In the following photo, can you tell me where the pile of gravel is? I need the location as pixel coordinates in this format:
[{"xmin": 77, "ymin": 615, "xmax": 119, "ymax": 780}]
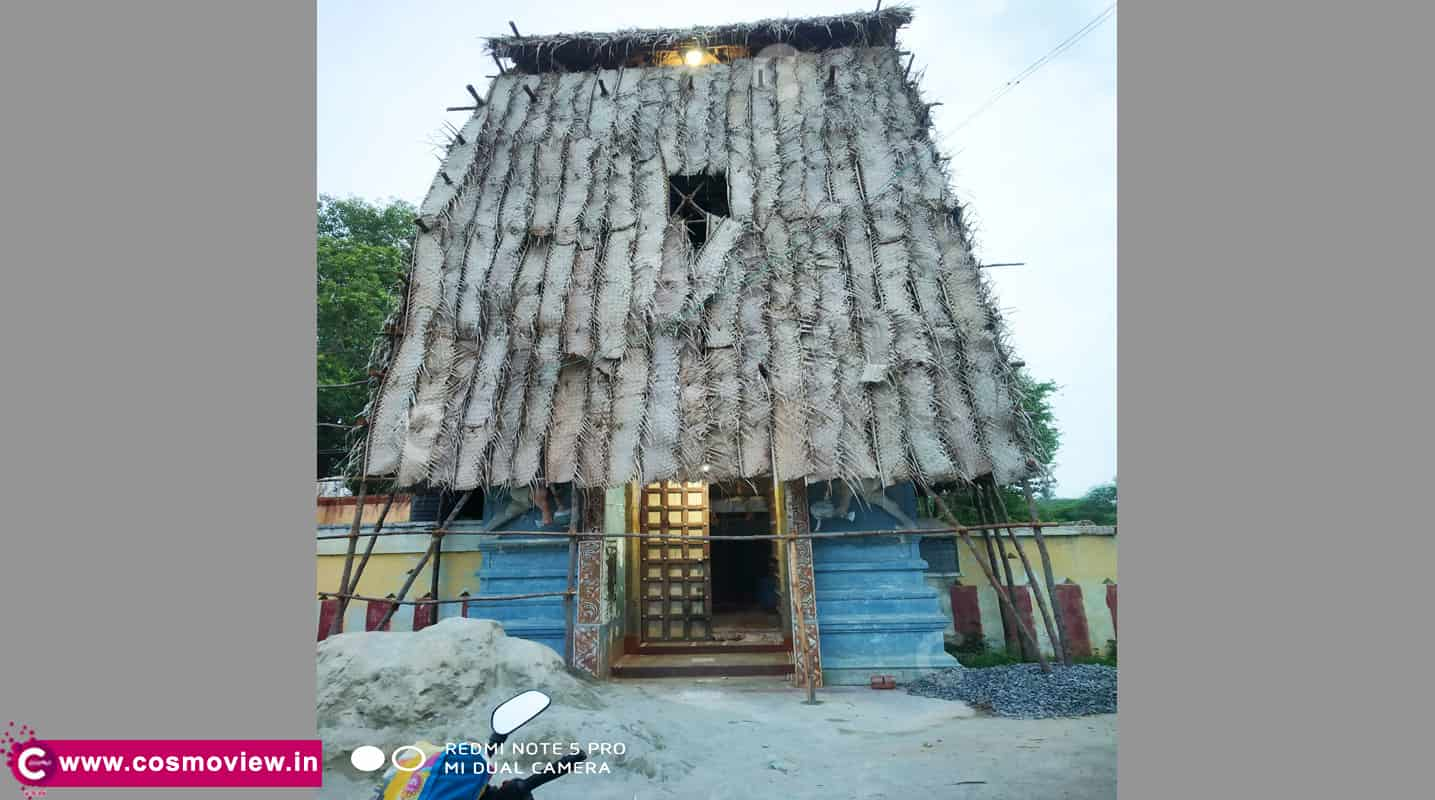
[{"xmin": 906, "ymin": 664, "xmax": 1117, "ymax": 718}]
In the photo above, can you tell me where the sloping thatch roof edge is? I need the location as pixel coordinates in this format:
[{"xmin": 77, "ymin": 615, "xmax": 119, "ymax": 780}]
[{"xmin": 486, "ymin": 6, "xmax": 914, "ymax": 73}]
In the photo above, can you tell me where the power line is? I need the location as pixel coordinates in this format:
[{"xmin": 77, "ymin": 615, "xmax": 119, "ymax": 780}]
[{"xmin": 943, "ymin": 3, "xmax": 1117, "ymax": 139}]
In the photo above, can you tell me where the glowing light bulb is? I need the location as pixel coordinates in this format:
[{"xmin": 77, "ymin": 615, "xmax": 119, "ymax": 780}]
[{"xmin": 684, "ymin": 49, "xmax": 704, "ymax": 67}]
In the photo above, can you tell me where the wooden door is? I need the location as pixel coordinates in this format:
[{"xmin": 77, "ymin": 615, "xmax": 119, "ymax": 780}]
[{"xmin": 639, "ymin": 480, "xmax": 712, "ymax": 642}]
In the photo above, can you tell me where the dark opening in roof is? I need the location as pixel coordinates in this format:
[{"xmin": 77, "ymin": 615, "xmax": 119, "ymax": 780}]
[
  {"xmin": 669, "ymin": 172, "xmax": 729, "ymax": 248},
  {"xmin": 487, "ymin": 6, "xmax": 913, "ymax": 74}
]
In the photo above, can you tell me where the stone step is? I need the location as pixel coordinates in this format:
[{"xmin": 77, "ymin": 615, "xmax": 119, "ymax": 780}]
[
  {"xmin": 636, "ymin": 640, "xmax": 789, "ymax": 655},
  {"xmin": 611, "ymin": 650, "xmax": 793, "ymax": 679}
]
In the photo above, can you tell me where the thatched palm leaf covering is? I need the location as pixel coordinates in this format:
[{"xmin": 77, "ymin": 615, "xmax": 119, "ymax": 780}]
[
  {"xmin": 364, "ymin": 11, "xmax": 1035, "ymax": 490},
  {"xmin": 487, "ymin": 7, "xmax": 912, "ymax": 73}
]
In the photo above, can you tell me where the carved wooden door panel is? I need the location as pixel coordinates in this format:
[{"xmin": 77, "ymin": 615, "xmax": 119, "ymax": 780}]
[{"xmin": 639, "ymin": 480, "xmax": 712, "ymax": 642}]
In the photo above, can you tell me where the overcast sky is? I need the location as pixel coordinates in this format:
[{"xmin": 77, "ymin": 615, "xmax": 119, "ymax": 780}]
[{"xmin": 318, "ymin": 0, "xmax": 1116, "ymax": 496}]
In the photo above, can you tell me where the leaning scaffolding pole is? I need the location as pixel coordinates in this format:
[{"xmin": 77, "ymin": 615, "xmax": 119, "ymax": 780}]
[
  {"xmin": 327, "ymin": 422, "xmax": 372, "ymax": 638},
  {"xmin": 985, "ymin": 481, "xmax": 1064, "ymax": 665},
  {"xmin": 373, "ymin": 491, "xmax": 473, "ymax": 630},
  {"xmin": 930, "ymin": 493, "xmax": 1051, "ymax": 673}
]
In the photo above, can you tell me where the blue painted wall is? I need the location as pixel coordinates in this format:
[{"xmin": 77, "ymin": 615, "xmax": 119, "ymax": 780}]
[
  {"xmin": 466, "ymin": 481, "xmax": 958, "ymax": 682},
  {"xmin": 467, "ymin": 487, "xmax": 575, "ymax": 658},
  {"xmin": 805, "ymin": 481, "xmax": 959, "ymax": 684}
]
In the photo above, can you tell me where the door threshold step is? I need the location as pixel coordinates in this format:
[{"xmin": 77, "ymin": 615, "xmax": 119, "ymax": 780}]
[
  {"xmin": 637, "ymin": 641, "xmax": 790, "ymax": 655},
  {"xmin": 611, "ymin": 650, "xmax": 793, "ymax": 678}
]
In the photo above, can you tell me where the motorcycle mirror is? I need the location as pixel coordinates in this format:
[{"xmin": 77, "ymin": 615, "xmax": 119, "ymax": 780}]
[{"xmin": 491, "ymin": 690, "xmax": 552, "ymax": 737}]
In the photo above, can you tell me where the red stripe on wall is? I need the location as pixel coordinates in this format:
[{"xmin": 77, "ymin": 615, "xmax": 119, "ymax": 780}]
[
  {"xmin": 1106, "ymin": 583, "xmax": 1117, "ymax": 638},
  {"xmin": 949, "ymin": 585, "xmax": 983, "ymax": 644},
  {"xmin": 317, "ymin": 599, "xmax": 339, "ymax": 641},
  {"xmin": 365, "ymin": 598, "xmax": 395, "ymax": 631},
  {"xmin": 1000, "ymin": 585, "xmax": 1037, "ymax": 655},
  {"xmin": 1053, "ymin": 583, "xmax": 1093, "ymax": 658},
  {"xmin": 413, "ymin": 599, "xmax": 437, "ymax": 631}
]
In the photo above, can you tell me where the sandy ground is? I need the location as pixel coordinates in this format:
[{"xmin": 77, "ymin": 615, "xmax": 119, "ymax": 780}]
[
  {"xmin": 542, "ymin": 677, "xmax": 1116, "ymax": 800},
  {"xmin": 318, "ymin": 621, "xmax": 1116, "ymax": 800}
]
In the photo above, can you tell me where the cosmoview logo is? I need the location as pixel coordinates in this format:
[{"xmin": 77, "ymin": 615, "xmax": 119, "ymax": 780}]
[
  {"xmin": 16, "ymin": 744, "xmax": 54, "ymax": 782},
  {"xmin": 4, "ymin": 722, "xmax": 52, "ymax": 799},
  {"xmin": 16, "ymin": 741, "xmax": 52, "ymax": 781}
]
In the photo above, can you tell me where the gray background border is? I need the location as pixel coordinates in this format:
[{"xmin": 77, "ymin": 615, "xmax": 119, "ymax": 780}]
[
  {"xmin": 1, "ymin": 2, "xmax": 316, "ymax": 798},
  {"xmin": 1121, "ymin": 1, "xmax": 1431, "ymax": 796},
  {"xmin": 3, "ymin": 0, "xmax": 1430, "ymax": 798}
]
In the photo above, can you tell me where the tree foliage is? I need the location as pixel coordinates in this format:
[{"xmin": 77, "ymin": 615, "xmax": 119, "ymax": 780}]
[
  {"xmin": 1037, "ymin": 479, "xmax": 1118, "ymax": 525},
  {"xmin": 921, "ymin": 368, "xmax": 1066, "ymax": 522},
  {"xmin": 1014, "ymin": 369, "xmax": 1061, "ymax": 499},
  {"xmin": 317, "ymin": 195, "xmax": 415, "ymax": 477}
]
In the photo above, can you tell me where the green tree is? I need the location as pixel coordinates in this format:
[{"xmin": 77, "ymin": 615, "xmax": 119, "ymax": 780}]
[
  {"xmin": 922, "ymin": 369, "xmax": 1063, "ymax": 522},
  {"xmin": 1035, "ymin": 479, "xmax": 1117, "ymax": 525},
  {"xmin": 1014, "ymin": 369, "xmax": 1061, "ymax": 499},
  {"xmin": 317, "ymin": 195, "xmax": 415, "ymax": 477}
]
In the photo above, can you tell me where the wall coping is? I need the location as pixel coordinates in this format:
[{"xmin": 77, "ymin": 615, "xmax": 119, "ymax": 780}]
[
  {"xmin": 315, "ymin": 520, "xmax": 1115, "ymax": 555},
  {"xmin": 316, "ymin": 494, "xmax": 413, "ymax": 504},
  {"xmin": 916, "ymin": 521, "xmax": 1116, "ymax": 537}
]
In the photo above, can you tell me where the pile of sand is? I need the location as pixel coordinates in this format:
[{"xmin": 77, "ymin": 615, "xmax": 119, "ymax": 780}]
[{"xmin": 316, "ymin": 618, "xmax": 688, "ymax": 798}]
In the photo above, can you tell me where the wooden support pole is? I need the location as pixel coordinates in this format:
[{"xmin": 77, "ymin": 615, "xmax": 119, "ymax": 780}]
[
  {"xmin": 376, "ymin": 491, "xmax": 472, "ymax": 630},
  {"xmin": 323, "ymin": 590, "xmax": 570, "ymax": 605},
  {"xmin": 328, "ymin": 440, "xmax": 371, "ymax": 637},
  {"xmin": 1015, "ymin": 481, "xmax": 1074, "ymax": 665},
  {"xmin": 331, "ymin": 491, "xmax": 396, "ymax": 637},
  {"xmin": 931, "ymin": 494, "xmax": 1050, "ymax": 673},
  {"xmin": 977, "ymin": 487, "xmax": 1029, "ymax": 659},
  {"xmin": 904, "ymin": 53, "xmax": 915, "ymax": 80},
  {"xmin": 316, "ymin": 520, "xmax": 1078, "ymax": 542},
  {"xmin": 988, "ymin": 483, "xmax": 1064, "ymax": 666},
  {"xmin": 429, "ymin": 493, "xmax": 451, "ymax": 615},
  {"xmin": 523, "ymin": 84, "xmax": 537, "ymax": 101},
  {"xmin": 971, "ymin": 488, "xmax": 1013, "ymax": 651},
  {"xmin": 509, "ymin": 21, "xmax": 521, "ymax": 37}
]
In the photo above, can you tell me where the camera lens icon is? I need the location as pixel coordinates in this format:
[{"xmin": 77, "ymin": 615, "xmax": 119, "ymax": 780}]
[{"xmin": 349, "ymin": 745, "xmax": 386, "ymax": 772}]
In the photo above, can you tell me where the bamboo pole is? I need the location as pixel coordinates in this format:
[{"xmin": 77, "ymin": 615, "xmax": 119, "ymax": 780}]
[
  {"xmin": 1015, "ymin": 481, "xmax": 1074, "ymax": 666},
  {"xmin": 321, "ymin": 590, "xmax": 571, "ymax": 605},
  {"xmin": 328, "ymin": 436, "xmax": 371, "ymax": 637},
  {"xmin": 977, "ymin": 487, "xmax": 1030, "ymax": 660},
  {"xmin": 972, "ymin": 487, "xmax": 1014, "ymax": 653},
  {"xmin": 375, "ymin": 491, "xmax": 473, "ymax": 630},
  {"xmin": 314, "ymin": 520, "xmax": 1077, "ymax": 542},
  {"xmin": 987, "ymin": 483, "xmax": 1064, "ymax": 666},
  {"xmin": 429, "ymin": 493, "xmax": 451, "ymax": 616},
  {"xmin": 331, "ymin": 492, "xmax": 397, "ymax": 637},
  {"xmin": 931, "ymin": 494, "xmax": 1050, "ymax": 673},
  {"xmin": 344, "ymin": 494, "xmax": 396, "ymax": 594}
]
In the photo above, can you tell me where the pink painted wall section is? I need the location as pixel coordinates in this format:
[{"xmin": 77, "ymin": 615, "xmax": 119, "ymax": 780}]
[
  {"xmin": 316, "ymin": 599, "xmax": 339, "ymax": 641},
  {"xmin": 1053, "ymin": 583, "xmax": 1093, "ymax": 658},
  {"xmin": 949, "ymin": 584, "xmax": 983, "ymax": 644},
  {"xmin": 1001, "ymin": 585, "xmax": 1036, "ymax": 653},
  {"xmin": 412, "ymin": 600, "xmax": 437, "ymax": 631},
  {"xmin": 1106, "ymin": 583, "xmax": 1117, "ymax": 637},
  {"xmin": 365, "ymin": 599, "xmax": 395, "ymax": 631}
]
